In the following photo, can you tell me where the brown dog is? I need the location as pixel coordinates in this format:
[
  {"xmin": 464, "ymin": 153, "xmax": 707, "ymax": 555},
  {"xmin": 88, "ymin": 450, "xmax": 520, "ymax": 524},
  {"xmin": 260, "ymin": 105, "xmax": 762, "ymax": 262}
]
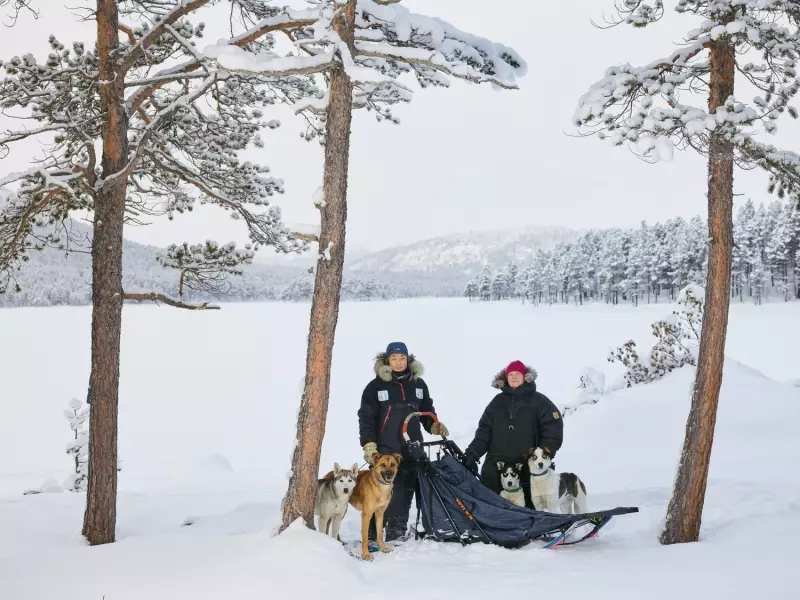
[{"xmin": 348, "ymin": 453, "xmax": 402, "ymax": 561}]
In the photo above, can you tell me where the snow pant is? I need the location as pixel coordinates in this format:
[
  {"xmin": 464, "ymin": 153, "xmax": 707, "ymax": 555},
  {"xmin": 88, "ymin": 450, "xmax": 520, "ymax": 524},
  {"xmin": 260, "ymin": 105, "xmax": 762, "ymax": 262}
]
[{"xmin": 368, "ymin": 463, "xmax": 418, "ymax": 542}]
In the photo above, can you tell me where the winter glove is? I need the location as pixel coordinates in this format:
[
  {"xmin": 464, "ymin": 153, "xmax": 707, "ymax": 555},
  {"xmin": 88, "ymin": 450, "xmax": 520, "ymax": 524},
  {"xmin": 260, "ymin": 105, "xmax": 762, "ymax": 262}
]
[
  {"xmin": 463, "ymin": 452, "xmax": 480, "ymax": 475},
  {"xmin": 429, "ymin": 422, "xmax": 449, "ymax": 437},
  {"xmin": 362, "ymin": 442, "xmax": 379, "ymax": 465}
]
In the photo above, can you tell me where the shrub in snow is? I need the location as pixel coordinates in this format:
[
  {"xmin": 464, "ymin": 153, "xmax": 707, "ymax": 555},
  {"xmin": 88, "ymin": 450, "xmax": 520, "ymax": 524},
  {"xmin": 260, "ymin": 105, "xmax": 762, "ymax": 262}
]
[
  {"xmin": 63, "ymin": 397, "xmax": 121, "ymax": 491},
  {"xmin": 64, "ymin": 398, "xmax": 90, "ymax": 492},
  {"xmin": 564, "ymin": 367, "xmax": 608, "ymax": 416},
  {"xmin": 609, "ymin": 285, "xmax": 704, "ymax": 387}
]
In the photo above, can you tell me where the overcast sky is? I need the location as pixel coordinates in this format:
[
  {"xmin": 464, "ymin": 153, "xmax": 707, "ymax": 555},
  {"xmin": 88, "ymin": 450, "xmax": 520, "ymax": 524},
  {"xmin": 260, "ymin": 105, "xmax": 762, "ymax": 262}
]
[{"xmin": 1, "ymin": 0, "xmax": 797, "ymax": 258}]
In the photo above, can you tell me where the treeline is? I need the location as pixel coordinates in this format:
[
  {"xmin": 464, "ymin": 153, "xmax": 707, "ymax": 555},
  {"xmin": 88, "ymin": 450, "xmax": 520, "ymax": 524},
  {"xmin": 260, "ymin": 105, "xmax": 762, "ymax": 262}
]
[{"xmin": 465, "ymin": 200, "xmax": 800, "ymax": 305}]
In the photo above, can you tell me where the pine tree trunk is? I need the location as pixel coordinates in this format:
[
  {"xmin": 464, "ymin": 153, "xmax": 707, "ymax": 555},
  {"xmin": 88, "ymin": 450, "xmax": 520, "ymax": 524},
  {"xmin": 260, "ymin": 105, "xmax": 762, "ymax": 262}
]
[
  {"xmin": 660, "ymin": 37, "xmax": 735, "ymax": 546},
  {"xmin": 280, "ymin": 0, "xmax": 356, "ymax": 532},
  {"xmin": 82, "ymin": 0, "xmax": 128, "ymax": 546}
]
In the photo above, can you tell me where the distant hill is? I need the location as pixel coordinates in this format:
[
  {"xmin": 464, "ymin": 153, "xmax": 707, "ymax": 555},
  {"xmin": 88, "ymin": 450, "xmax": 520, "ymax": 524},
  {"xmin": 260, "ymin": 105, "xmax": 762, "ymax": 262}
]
[
  {"xmin": 348, "ymin": 226, "xmax": 579, "ymax": 277},
  {"xmin": 0, "ymin": 220, "xmax": 309, "ymax": 308},
  {"xmin": 0, "ymin": 218, "xmax": 580, "ymax": 307}
]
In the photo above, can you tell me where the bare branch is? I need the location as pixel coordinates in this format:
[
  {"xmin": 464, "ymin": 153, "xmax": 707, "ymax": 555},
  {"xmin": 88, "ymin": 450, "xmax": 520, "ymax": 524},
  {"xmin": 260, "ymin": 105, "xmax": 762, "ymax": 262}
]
[{"xmin": 122, "ymin": 291, "xmax": 220, "ymax": 310}]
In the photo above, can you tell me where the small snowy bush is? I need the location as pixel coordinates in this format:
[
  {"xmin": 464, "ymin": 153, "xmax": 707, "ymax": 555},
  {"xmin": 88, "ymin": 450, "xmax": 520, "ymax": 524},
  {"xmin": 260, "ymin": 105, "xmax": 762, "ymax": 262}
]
[
  {"xmin": 609, "ymin": 285, "xmax": 704, "ymax": 387},
  {"xmin": 64, "ymin": 398, "xmax": 90, "ymax": 492}
]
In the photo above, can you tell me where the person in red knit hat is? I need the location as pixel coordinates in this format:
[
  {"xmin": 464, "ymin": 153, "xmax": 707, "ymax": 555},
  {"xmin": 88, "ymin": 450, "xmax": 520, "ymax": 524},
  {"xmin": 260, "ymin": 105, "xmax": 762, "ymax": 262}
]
[{"xmin": 463, "ymin": 360, "xmax": 563, "ymax": 507}]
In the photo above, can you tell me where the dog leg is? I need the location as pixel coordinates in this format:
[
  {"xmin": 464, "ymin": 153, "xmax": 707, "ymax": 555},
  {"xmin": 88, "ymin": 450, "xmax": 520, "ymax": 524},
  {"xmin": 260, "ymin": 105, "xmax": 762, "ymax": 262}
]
[
  {"xmin": 574, "ymin": 489, "xmax": 588, "ymax": 514},
  {"xmin": 320, "ymin": 516, "xmax": 331, "ymax": 536},
  {"xmin": 546, "ymin": 495, "xmax": 561, "ymax": 513},
  {"xmin": 331, "ymin": 515, "xmax": 342, "ymax": 542},
  {"xmin": 375, "ymin": 507, "xmax": 391, "ymax": 554},
  {"xmin": 360, "ymin": 511, "xmax": 374, "ymax": 561}
]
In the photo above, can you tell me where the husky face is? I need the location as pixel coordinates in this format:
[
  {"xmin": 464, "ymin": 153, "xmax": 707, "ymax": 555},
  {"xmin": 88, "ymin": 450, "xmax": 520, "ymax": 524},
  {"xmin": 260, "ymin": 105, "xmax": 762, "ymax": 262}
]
[
  {"xmin": 496, "ymin": 461, "xmax": 524, "ymax": 491},
  {"xmin": 332, "ymin": 462, "xmax": 358, "ymax": 497},
  {"xmin": 524, "ymin": 447, "xmax": 553, "ymax": 475}
]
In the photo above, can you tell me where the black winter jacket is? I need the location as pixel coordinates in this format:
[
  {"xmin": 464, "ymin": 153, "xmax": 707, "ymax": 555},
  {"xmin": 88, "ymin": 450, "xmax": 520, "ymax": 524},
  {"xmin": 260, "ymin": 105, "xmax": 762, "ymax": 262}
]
[
  {"xmin": 465, "ymin": 365, "xmax": 563, "ymax": 470},
  {"xmin": 358, "ymin": 353, "xmax": 437, "ymax": 460}
]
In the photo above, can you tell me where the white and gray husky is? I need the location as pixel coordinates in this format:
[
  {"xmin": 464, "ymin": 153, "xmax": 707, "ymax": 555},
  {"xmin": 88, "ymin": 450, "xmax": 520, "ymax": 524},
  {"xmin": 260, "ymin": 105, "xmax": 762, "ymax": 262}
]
[{"xmin": 315, "ymin": 462, "xmax": 358, "ymax": 540}]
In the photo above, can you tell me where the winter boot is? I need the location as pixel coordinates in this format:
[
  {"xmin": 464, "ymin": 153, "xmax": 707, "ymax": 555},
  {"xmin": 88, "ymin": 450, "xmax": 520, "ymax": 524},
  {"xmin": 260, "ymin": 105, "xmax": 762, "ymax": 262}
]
[{"xmin": 384, "ymin": 516, "xmax": 410, "ymax": 543}]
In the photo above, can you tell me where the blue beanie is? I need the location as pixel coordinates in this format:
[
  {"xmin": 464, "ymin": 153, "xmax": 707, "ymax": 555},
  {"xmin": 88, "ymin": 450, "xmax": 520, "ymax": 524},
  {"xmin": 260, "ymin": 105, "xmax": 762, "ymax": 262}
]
[{"xmin": 386, "ymin": 341, "xmax": 408, "ymax": 356}]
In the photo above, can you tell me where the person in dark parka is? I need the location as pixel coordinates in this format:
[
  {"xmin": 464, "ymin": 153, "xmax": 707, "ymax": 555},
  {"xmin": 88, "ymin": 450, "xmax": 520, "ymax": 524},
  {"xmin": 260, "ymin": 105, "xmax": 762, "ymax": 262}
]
[
  {"xmin": 358, "ymin": 342, "xmax": 449, "ymax": 542},
  {"xmin": 463, "ymin": 360, "xmax": 563, "ymax": 505}
]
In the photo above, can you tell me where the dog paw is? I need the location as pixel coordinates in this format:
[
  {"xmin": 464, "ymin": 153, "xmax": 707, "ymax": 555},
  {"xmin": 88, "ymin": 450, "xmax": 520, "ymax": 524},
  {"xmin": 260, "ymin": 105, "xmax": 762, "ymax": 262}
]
[
  {"xmin": 379, "ymin": 545, "xmax": 392, "ymax": 554},
  {"xmin": 361, "ymin": 552, "xmax": 374, "ymax": 561}
]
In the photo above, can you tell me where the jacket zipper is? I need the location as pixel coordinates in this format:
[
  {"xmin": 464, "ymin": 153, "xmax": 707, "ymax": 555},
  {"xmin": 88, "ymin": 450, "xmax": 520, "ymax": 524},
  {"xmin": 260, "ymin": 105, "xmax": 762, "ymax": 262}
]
[
  {"xmin": 509, "ymin": 397, "xmax": 516, "ymax": 431},
  {"xmin": 396, "ymin": 381, "xmax": 406, "ymax": 401},
  {"xmin": 381, "ymin": 406, "xmax": 392, "ymax": 432}
]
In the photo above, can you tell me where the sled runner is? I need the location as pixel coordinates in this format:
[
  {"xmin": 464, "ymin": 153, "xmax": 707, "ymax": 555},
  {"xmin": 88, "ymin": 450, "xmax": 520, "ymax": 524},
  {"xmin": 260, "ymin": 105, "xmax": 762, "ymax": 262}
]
[{"xmin": 402, "ymin": 412, "xmax": 638, "ymax": 549}]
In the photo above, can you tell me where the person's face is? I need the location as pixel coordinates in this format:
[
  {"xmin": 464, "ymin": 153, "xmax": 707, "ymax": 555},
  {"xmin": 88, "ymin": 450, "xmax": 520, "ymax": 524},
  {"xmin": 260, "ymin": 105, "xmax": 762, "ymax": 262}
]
[
  {"xmin": 507, "ymin": 371, "xmax": 524, "ymax": 389},
  {"xmin": 389, "ymin": 353, "xmax": 408, "ymax": 372}
]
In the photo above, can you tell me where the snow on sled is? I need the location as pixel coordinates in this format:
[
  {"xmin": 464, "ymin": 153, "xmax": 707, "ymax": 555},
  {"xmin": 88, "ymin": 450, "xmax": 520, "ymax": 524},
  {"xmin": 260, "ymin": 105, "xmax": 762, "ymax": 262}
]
[{"xmin": 403, "ymin": 412, "xmax": 639, "ymax": 549}]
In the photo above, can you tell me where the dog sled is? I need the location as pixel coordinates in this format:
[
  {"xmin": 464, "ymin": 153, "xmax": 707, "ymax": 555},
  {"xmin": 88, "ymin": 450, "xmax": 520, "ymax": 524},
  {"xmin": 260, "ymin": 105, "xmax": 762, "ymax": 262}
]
[{"xmin": 403, "ymin": 412, "xmax": 639, "ymax": 549}]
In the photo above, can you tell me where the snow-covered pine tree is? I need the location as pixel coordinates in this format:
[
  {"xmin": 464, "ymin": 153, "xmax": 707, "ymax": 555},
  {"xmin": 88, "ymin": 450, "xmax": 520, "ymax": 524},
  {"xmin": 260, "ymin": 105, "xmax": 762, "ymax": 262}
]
[
  {"xmin": 491, "ymin": 268, "xmax": 509, "ymax": 300},
  {"xmin": 0, "ymin": 0, "xmax": 317, "ymax": 546},
  {"xmin": 204, "ymin": 0, "xmax": 526, "ymax": 532},
  {"xmin": 64, "ymin": 398, "xmax": 90, "ymax": 492},
  {"xmin": 782, "ymin": 201, "xmax": 800, "ymax": 298},
  {"xmin": 516, "ymin": 266, "xmax": 530, "ymax": 303},
  {"xmin": 478, "ymin": 265, "xmax": 493, "ymax": 301},
  {"xmin": 574, "ymin": 0, "xmax": 800, "ymax": 545},
  {"xmin": 507, "ymin": 263, "xmax": 519, "ymax": 298}
]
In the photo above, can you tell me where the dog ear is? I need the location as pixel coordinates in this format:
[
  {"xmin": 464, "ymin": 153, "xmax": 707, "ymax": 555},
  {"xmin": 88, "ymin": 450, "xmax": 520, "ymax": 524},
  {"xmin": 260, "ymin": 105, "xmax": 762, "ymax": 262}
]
[
  {"xmin": 333, "ymin": 462, "xmax": 341, "ymax": 475},
  {"xmin": 542, "ymin": 446, "xmax": 552, "ymax": 459},
  {"xmin": 351, "ymin": 463, "xmax": 358, "ymax": 474},
  {"xmin": 392, "ymin": 453, "xmax": 403, "ymax": 465},
  {"xmin": 523, "ymin": 448, "xmax": 534, "ymax": 460},
  {"xmin": 496, "ymin": 461, "xmax": 505, "ymax": 471},
  {"xmin": 515, "ymin": 462, "xmax": 524, "ymax": 472}
]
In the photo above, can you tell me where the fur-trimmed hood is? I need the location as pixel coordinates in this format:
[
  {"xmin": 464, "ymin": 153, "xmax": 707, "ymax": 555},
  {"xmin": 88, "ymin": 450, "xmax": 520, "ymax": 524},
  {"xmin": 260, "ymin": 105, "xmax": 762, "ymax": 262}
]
[
  {"xmin": 374, "ymin": 352, "xmax": 424, "ymax": 383},
  {"xmin": 491, "ymin": 364, "xmax": 538, "ymax": 389}
]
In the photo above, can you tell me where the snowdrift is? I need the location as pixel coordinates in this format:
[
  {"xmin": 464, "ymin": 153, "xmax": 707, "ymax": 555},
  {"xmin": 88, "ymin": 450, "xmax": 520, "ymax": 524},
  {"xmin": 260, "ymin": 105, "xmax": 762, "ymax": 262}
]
[{"xmin": 1, "ymin": 353, "xmax": 798, "ymax": 599}]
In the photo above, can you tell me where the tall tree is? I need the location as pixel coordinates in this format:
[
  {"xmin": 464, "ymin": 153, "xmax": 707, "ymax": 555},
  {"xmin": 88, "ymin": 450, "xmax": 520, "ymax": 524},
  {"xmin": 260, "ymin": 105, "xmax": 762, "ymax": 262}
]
[
  {"xmin": 202, "ymin": 0, "xmax": 525, "ymax": 531},
  {"xmin": 574, "ymin": 0, "xmax": 800, "ymax": 545},
  {"xmin": 0, "ymin": 0, "xmax": 315, "ymax": 544}
]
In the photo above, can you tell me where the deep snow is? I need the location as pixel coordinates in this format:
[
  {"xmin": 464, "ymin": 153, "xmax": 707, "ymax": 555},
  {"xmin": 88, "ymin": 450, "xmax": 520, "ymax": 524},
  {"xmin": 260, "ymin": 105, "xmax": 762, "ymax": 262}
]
[{"xmin": 1, "ymin": 298, "xmax": 799, "ymax": 599}]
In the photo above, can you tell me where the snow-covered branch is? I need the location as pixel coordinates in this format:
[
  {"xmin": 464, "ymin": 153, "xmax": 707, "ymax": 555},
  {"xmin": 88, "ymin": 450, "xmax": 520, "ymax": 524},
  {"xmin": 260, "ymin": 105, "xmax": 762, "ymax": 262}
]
[
  {"xmin": 574, "ymin": 0, "xmax": 800, "ymax": 190},
  {"xmin": 156, "ymin": 240, "xmax": 255, "ymax": 297},
  {"xmin": 201, "ymin": 0, "xmax": 526, "ymax": 140}
]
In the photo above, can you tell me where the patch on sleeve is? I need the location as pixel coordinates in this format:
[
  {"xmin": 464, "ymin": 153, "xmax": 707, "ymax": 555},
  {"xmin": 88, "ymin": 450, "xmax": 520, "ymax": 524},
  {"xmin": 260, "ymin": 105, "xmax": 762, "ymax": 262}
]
[
  {"xmin": 378, "ymin": 390, "xmax": 389, "ymax": 402},
  {"xmin": 416, "ymin": 388, "xmax": 424, "ymax": 400},
  {"xmin": 552, "ymin": 412, "xmax": 560, "ymax": 419}
]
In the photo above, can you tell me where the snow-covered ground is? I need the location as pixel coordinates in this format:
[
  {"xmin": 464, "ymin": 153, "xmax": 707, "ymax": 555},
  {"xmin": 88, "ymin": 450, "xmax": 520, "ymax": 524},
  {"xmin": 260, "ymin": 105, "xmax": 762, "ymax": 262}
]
[{"xmin": 1, "ymin": 298, "xmax": 799, "ymax": 599}]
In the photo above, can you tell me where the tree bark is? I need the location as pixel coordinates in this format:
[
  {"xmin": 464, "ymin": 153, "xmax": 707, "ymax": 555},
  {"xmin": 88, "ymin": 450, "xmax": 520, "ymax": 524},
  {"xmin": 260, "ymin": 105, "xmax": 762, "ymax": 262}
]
[
  {"xmin": 82, "ymin": 0, "xmax": 128, "ymax": 546},
  {"xmin": 280, "ymin": 0, "xmax": 356, "ymax": 532},
  {"xmin": 660, "ymin": 37, "xmax": 735, "ymax": 546}
]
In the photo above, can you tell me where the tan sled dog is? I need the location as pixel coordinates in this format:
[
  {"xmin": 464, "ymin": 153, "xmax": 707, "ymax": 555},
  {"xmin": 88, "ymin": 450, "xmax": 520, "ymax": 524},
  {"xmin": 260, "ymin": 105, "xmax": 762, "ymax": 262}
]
[{"xmin": 349, "ymin": 453, "xmax": 402, "ymax": 561}]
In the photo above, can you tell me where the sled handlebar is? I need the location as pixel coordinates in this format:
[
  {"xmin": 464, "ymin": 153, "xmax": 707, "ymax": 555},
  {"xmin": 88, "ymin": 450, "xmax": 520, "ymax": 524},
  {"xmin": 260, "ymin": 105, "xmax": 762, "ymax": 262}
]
[{"xmin": 402, "ymin": 411, "xmax": 440, "ymax": 442}]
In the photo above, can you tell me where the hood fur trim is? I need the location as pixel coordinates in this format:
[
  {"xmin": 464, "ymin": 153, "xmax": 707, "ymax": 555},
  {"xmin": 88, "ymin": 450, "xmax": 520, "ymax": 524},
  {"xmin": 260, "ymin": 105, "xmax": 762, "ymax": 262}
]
[
  {"xmin": 374, "ymin": 352, "xmax": 424, "ymax": 382},
  {"xmin": 491, "ymin": 364, "xmax": 538, "ymax": 389}
]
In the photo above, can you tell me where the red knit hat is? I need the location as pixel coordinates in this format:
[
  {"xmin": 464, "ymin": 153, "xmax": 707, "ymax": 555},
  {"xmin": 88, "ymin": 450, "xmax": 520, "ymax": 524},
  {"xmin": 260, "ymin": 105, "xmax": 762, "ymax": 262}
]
[{"xmin": 506, "ymin": 361, "xmax": 526, "ymax": 377}]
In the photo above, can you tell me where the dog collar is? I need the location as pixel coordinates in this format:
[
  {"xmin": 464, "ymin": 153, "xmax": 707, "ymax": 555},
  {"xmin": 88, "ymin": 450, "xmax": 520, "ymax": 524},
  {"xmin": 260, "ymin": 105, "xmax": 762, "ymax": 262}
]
[
  {"xmin": 504, "ymin": 487, "xmax": 521, "ymax": 493},
  {"xmin": 530, "ymin": 470, "xmax": 550, "ymax": 477},
  {"xmin": 377, "ymin": 476, "xmax": 393, "ymax": 486}
]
